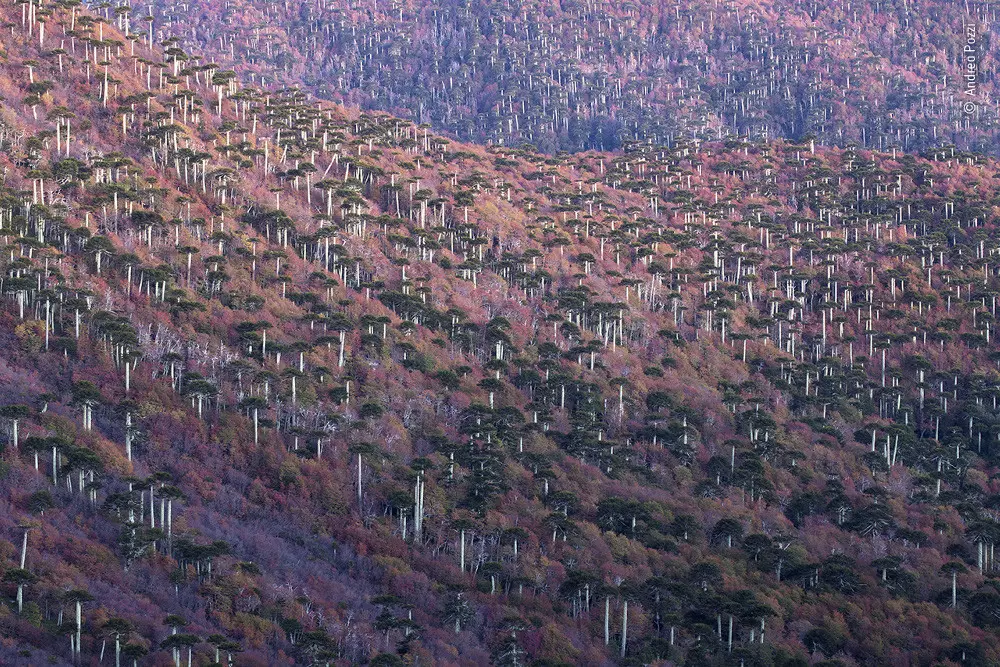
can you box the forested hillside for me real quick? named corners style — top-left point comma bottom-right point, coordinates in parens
top-left (1, 1), bottom-right (1000, 666)
top-left (145, 0), bottom-right (999, 153)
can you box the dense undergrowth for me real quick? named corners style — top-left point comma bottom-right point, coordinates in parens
top-left (0, 1), bottom-right (998, 666)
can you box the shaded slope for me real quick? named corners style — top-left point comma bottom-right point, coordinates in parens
top-left (146, 0), bottom-right (998, 153)
top-left (0, 2), bottom-right (997, 666)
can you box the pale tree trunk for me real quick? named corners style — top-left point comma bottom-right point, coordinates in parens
top-left (459, 529), bottom-right (466, 572)
top-left (604, 596), bottom-right (610, 645)
top-left (357, 453), bottom-right (363, 506)
top-left (620, 600), bottom-right (628, 658)
top-left (76, 601), bottom-right (82, 659)
top-left (125, 412), bottom-right (132, 460)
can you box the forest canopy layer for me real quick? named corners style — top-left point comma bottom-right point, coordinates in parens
top-left (0, 1), bottom-right (996, 666)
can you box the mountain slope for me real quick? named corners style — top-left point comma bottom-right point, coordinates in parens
top-left (146, 0), bottom-right (998, 153)
top-left (0, 2), bottom-right (997, 667)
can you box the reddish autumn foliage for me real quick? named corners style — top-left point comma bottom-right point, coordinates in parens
top-left (0, 2), bottom-right (997, 667)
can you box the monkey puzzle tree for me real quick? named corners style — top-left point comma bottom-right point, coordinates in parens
top-left (72, 381), bottom-right (103, 432)
top-left (102, 617), bottom-right (133, 667)
top-left (0, 404), bottom-right (30, 451)
top-left (442, 590), bottom-right (474, 634)
top-left (3, 567), bottom-right (36, 614)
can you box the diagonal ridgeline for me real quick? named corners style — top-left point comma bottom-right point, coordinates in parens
top-left (0, 1), bottom-right (997, 665)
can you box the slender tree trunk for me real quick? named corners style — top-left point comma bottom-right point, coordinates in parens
top-left (620, 600), bottom-right (628, 658)
top-left (125, 412), bottom-right (132, 461)
top-left (76, 601), bottom-right (82, 660)
top-left (357, 453), bottom-right (363, 506)
top-left (604, 596), bottom-right (610, 645)
top-left (460, 529), bottom-right (466, 572)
